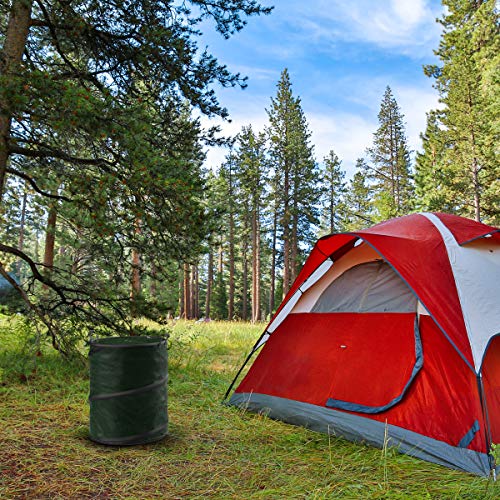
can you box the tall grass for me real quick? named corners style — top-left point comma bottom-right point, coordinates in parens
top-left (1, 315), bottom-right (498, 499)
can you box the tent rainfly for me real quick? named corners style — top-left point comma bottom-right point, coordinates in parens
top-left (226, 213), bottom-right (500, 477)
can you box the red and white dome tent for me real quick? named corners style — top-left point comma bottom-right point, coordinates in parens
top-left (225, 213), bottom-right (500, 476)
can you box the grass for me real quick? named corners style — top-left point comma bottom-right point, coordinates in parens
top-left (1, 315), bottom-right (499, 499)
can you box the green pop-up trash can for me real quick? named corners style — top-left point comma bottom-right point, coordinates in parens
top-left (88, 336), bottom-right (168, 445)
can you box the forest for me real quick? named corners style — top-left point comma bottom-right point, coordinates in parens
top-left (0, 0), bottom-right (498, 351)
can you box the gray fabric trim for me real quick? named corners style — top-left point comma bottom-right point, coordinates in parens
top-left (326, 316), bottom-right (423, 414)
top-left (458, 420), bottom-right (480, 448)
top-left (229, 392), bottom-right (492, 477)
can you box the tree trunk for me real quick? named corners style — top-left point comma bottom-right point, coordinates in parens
top-left (242, 237), bottom-right (248, 321)
top-left (42, 204), bottom-right (57, 289)
top-left (150, 261), bottom-right (157, 299)
top-left (251, 208), bottom-right (261, 322)
top-left (191, 263), bottom-right (199, 319)
top-left (0, 0), bottom-right (33, 201)
top-left (282, 166), bottom-right (291, 297)
top-left (228, 205), bottom-right (235, 320)
top-left (205, 249), bottom-right (213, 319)
top-left (130, 218), bottom-right (141, 314)
top-left (183, 262), bottom-right (191, 319)
top-left (290, 189), bottom-right (299, 284)
top-left (269, 208), bottom-right (277, 315)
top-left (16, 183), bottom-right (27, 275)
top-left (179, 269), bottom-right (184, 318)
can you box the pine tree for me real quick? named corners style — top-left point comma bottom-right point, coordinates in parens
top-left (0, 0), bottom-right (272, 347)
top-left (366, 86), bottom-right (413, 220)
top-left (422, 0), bottom-right (499, 222)
top-left (233, 125), bottom-right (267, 322)
top-left (415, 111), bottom-right (455, 212)
top-left (344, 158), bottom-right (374, 230)
top-left (320, 150), bottom-right (347, 235)
top-left (267, 69), bottom-right (319, 296)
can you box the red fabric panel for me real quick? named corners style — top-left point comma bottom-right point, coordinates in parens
top-left (481, 336), bottom-right (500, 443)
top-left (356, 215), bottom-right (473, 366)
top-left (240, 313), bottom-right (416, 408)
top-left (435, 212), bottom-right (499, 245)
top-left (236, 313), bottom-right (486, 451)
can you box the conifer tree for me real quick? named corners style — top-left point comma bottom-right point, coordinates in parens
top-left (267, 69), bottom-right (319, 296)
top-left (415, 111), bottom-right (454, 212)
top-left (366, 86), bottom-right (413, 220)
top-left (320, 150), bottom-right (346, 235)
top-left (233, 125), bottom-right (267, 322)
top-left (344, 158), bottom-right (374, 230)
top-left (422, 0), bottom-right (499, 222)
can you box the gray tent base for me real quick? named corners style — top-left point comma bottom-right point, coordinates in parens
top-left (229, 392), bottom-right (495, 477)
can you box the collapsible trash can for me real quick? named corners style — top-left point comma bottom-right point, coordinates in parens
top-left (89, 336), bottom-right (168, 445)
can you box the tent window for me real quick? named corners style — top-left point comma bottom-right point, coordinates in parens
top-left (311, 261), bottom-right (417, 313)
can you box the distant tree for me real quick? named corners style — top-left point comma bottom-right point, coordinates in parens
top-left (267, 69), bottom-right (319, 296)
top-left (366, 86), bottom-right (413, 220)
top-left (344, 158), bottom-right (374, 230)
top-left (233, 125), bottom-right (267, 322)
top-left (320, 150), bottom-right (347, 235)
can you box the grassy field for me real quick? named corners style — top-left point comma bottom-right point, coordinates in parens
top-left (1, 316), bottom-right (498, 499)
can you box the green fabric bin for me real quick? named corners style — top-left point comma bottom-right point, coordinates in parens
top-left (88, 336), bottom-right (168, 445)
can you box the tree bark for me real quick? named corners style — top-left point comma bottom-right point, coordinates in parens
top-left (269, 207), bottom-right (277, 315)
top-left (183, 262), bottom-right (191, 319)
top-left (178, 269), bottom-right (184, 318)
top-left (251, 207), bottom-right (261, 322)
top-left (205, 249), bottom-right (213, 319)
top-left (228, 190), bottom-right (235, 320)
top-left (0, 0), bottom-right (33, 201)
top-left (282, 165), bottom-right (291, 297)
top-left (16, 182), bottom-right (28, 275)
top-left (130, 217), bottom-right (141, 315)
top-left (42, 204), bottom-right (57, 289)
top-left (290, 183), bottom-right (298, 284)
top-left (191, 263), bottom-right (199, 318)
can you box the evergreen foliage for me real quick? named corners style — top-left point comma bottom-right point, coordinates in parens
top-left (365, 86), bottom-right (414, 221)
top-left (419, 0), bottom-right (499, 223)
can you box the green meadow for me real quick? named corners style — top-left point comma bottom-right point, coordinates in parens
top-left (1, 316), bottom-right (498, 499)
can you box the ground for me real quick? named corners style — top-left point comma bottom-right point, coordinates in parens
top-left (0, 317), bottom-right (498, 499)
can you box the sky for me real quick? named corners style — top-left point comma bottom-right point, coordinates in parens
top-left (199, 0), bottom-right (445, 177)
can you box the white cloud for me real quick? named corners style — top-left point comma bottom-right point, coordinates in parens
top-left (307, 112), bottom-right (376, 177)
top-left (280, 0), bottom-right (443, 58)
top-left (396, 85), bottom-right (441, 154)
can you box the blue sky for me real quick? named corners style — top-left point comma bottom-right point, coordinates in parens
top-left (199, 0), bottom-right (445, 177)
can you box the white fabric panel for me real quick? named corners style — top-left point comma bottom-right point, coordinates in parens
top-left (292, 243), bottom-right (381, 313)
top-left (423, 213), bottom-right (500, 371)
top-left (299, 259), bottom-right (333, 292)
top-left (267, 289), bottom-right (302, 333)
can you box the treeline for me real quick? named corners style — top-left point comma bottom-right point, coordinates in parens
top-left (0, 1), bottom-right (497, 345)
top-left (181, 0), bottom-right (499, 321)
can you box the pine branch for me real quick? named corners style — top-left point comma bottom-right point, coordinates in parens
top-left (5, 167), bottom-right (72, 202)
